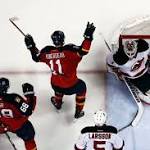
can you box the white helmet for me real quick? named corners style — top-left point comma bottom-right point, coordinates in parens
top-left (94, 110), bottom-right (107, 126)
top-left (124, 40), bottom-right (137, 59)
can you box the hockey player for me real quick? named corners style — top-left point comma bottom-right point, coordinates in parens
top-left (0, 78), bottom-right (37, 150)
top-left (24, 22), bottom-right (96, 119)
top-left (74, 110), bottom-right (124, 150)
top-left (107, 36), bottom-right (150, 104)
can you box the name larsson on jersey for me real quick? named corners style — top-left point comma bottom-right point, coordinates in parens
top-left (46, 52), bottom-right (65, 59)
top-left (89, 133), bottom-right (111, 139)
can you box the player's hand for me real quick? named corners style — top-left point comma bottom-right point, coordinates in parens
top-left (83, 22), bottom-right (96, 40)
top-left (0, 124), bottom-right (8, 134)
top-left (22, 83), bottom-right (34, 96)
top-left (24, 34), bottom-right (36, 50)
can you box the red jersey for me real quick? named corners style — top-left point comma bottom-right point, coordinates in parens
top-left (0, 94), bottom-right (36, 132)
top-left (36, 39), bottom-right (92, 88)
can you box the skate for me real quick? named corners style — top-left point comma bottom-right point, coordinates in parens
top-left (51, 96), bottom-right (63, 110)
top-left (74, 110), bottom-right (85, 119)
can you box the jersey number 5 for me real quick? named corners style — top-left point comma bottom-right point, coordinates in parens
top-left (49, 59), bottom-right (63, 75)
top-left (94, 141), bottom-right (106, 150)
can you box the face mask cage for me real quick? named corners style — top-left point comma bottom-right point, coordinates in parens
top-left (124, 40), bottom-right (137, 58)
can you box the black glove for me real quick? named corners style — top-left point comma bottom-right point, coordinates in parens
top-left (83, 22), bottom-right (96, 40)
top-left (22, 83), bottom-right (34, 96)
top-left (118, 35), bottom-right (124, 52)
top-left (24, 34), bottom-right (36, 49)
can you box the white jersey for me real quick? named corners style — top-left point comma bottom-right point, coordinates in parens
top-left (107, 49), bottom-right (150, 78)
top-left (75, 125), bottom-right (124, 150)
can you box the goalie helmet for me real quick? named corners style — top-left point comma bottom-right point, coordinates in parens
top-left (51, 30), bottom-right (65, 47)
top-left (0, 77), bottom-right (9, 95)
top-left (94, 110), bottom-right (107, 126)
top-left (124, 40), bottom-right (137, 59)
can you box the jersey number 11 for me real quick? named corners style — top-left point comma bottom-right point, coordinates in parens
top-left (49, 59), bottom-right (63, 75)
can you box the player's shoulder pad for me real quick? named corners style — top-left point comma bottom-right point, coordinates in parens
top-left (63, 44), bottom-right (80, 52)
top-left (136, 39), bottom-right (149, 52)
top-left (81, 125), bottom-right (117, 134)
top-left (40, 46), bottom-right (56, 53)
top-left (104, 125), bottom-right (118, 133)
top-left (4, 93), bottom-right (24, 104)
top-left (81, 126), bottom-right (94, 134)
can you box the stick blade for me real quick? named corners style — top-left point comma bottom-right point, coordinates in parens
top-left (9, 16), bottom-right (19, 22)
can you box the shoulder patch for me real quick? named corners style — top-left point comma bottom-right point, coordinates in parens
top-left (4, 93), bottom-right (23, 104)
top-left (15, 96), bottom-right (21, 103)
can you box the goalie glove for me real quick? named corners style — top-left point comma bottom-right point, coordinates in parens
top-left (22, 83), bottom-right (34, 96)
top-left (83, 22), bottom-right (96, 40)
top-left (24, 34), bottom-right (36, 50)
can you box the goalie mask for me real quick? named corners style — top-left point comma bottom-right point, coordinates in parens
top-left (124, 40), bottom-right (137, 59)
top-left (0, 77), bottom-right (9, 95)
top-left (51, 30), bottom-right (65, 47)
top-left (94, 110), bottom-right (107, 126)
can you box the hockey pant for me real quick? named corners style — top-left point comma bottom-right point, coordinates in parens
top-left (15, 121), bottom-right (37, 150)
top-left (52, 79), bottom-right (87, 112)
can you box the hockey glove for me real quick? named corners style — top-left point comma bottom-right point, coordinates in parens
top-left (24, 34), bottom-right (36, 50)
top-left (83, 22), bottom-right (96, 40)
top-left (118, 35), bottom-right (124, 52)
top-left (22, 83), bottom-right (34, 96)
top-left (0, 124), bottom-right (8, 134)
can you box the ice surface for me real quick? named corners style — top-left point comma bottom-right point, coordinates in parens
top-left (106, 73), bottom-right (150, 150)
top-left (0, 73), bottom-right (105, 150)
top-left (1, 0), bottom-right (150, 149)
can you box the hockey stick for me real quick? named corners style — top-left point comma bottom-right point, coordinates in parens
top-left (0, 122), bottom-right (17, 150)
top-left (5, 132), bottom-right (18, 150)
top-left (9, 17), bottom-right (40, 54)
top-left (118, 77), bottom-right (144, 132)
top-left (99, 33), bottom-right (111, 52)
top-left (9, 17), bottom-right (26, 36)
top-left (100, 33), bottom-right (144, 130)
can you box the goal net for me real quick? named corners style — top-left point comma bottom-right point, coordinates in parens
top-left (110, 15), bottom-right (150, 52)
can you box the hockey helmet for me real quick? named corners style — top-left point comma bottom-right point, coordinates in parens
top-left (94, 110), bottom-right (107, 126)
top-left (51, 30), bottom-right (65, 47)
top-left (124, 40), bottom-right (137, 59)
top-left (0, 77), bottom-right (9, 95)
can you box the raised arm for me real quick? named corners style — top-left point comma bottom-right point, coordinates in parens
top-left (24, 34), bottom-right (40, 62)
top-left (78, 22), bottom-right (96, 56)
